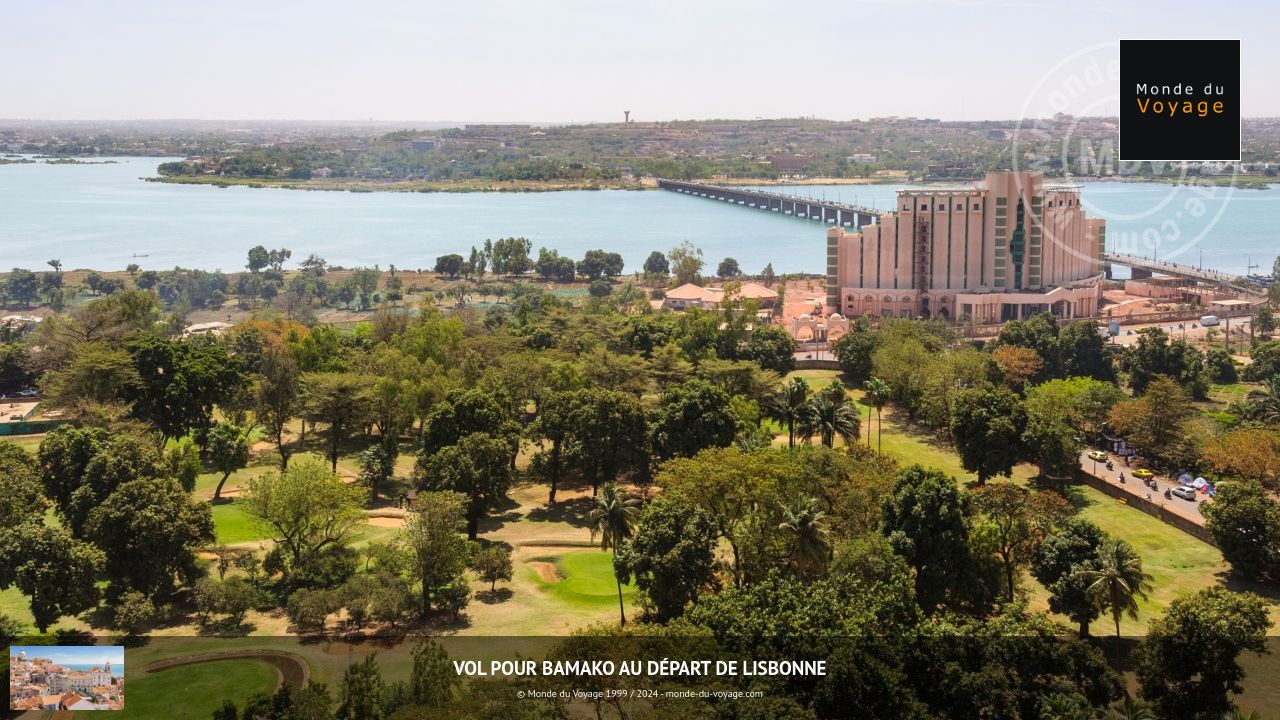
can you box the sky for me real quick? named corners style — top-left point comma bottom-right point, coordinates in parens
top-left (11, 646), bottom-right (126, 668)
top-left (2, 0), bottom-right (1277, 122)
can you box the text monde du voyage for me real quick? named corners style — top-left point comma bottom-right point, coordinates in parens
top-left (453, 659), bottom-right (827, 678)
top-left (1134, 83), bottom-right (1228, 118)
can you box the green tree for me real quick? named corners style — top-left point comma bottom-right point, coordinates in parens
top-left (652, 379), bottom-right (737, 460)
top-left (218, 576), bottom-right (256, 624)
top-left (0, 524), bottom-right (104, 632)
top-left (950, 384), bottom-right (1026, 484)
top-left (766, 376), bottom-right (812, 448)
top-left (717, 257), bottom-right (742, 278)
top-left (642, 250), bottom-right (669, 279)
top-left (410, 639), bottom-right (457, 708)
top-left (880, 465), bottom-right (979, 613)
top-left (566, 388), bottom-right (650, 495)
top-left (614, 495), bottom-right (717, 622)
top-left (667, 241), bottom-right (705, 286)
top-left (587, 482), bottom-right (640, 625)
top-left (403, 491), bottom-right (470, 614)
top-left (1082, 538), bottom-right (1153, 662)
top-left (434, 254), bottom-right (465, 278)
top-left (255, 340), bottom-right (300, 469)
top-left (777, 495), bottom-right (831, 581)
top-left (358, 443), bottom-right (396, 507)
top-left (112, 590), bottom-right (155, 638)
top-left (5, 268), bottom-right (39, 307)
top-left (833, 328), bottom-right (879, 384)
top-left (800, 392), bottom-right (860, 448)
top-left (206, 422), bottom-right (251, 500)
top-left (864, 376), bottom-right (891, 452)
top-left (243, 459), bottom-right (367, 574)
top-left (577, 249), bottom-right (624, 280)
top-left (1243, 375), bottom-right (1280, 425)
top-left (337, 653), bottom-right (385, 720)
top-left (742, 324), bottom-right (797, 373)
top-left (470, 545), bottom-right (514, 592)
top-left (38, 428), bottom-right (168, 536)
top-left (85, 477), bottom-right (215, 599)
top-left (1136, 588), bottom-right (1272, 720)
top-left (0, 442), bottom-right (48, 528)
top-left (974, 483), bottom-right (1068, 602)
top-left (1120, 327), bottom-right (1208, 398)
top-left (418, 432), bottom-right (513, 539)
top-left (1030, 518), bottom-right (1107, 637)
top-left (300, 372), bottom-right (373, 471)
top-left (530, 390), bottom-right (577, 504)
top-left (40, 343), bottom-right (141, 408)
top-left (1106, 375), bottom-right (1194, 467)
top-left (1201, 480), bottom-right (1280, 582)
top-left (1058, 319), bottom-right (1115, 381)
top-left (125, 335), bottom-right (247, 446)
top-left (420, 388), bottom-right (517, 458)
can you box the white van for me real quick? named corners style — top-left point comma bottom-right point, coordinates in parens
top-left (1200, 315), bottom-right (1220, 327)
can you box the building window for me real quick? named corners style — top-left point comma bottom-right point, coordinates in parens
top-left (903, 202), bottom-right (910, 210)
top-left (973, 202), bottom-right (981, 210)
top-left (920, 204), bottom-right (928, 211)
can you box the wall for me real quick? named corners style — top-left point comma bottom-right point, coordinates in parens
top-left (1076, 471), bottom-right (1218, 547)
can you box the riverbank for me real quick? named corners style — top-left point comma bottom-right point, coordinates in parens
top-left (146, 175), bottom-right (651, 193)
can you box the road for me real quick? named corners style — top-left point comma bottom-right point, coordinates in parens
top-left (1078, 450), bottom-right (1209, 528)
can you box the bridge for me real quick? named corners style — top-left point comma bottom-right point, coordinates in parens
top-left (657, 179), bottom-right (882, 229)
top-left (1104, 252), bottom-right (1244, 286)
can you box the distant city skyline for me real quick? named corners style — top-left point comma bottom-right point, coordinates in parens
top-left (3, 0), bottom-right (1276, 122)
top-left (10, 646), bottom-right (125, 668)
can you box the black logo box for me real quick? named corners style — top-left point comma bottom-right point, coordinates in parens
top-left (1119, 39), bottom-right (1240, 162)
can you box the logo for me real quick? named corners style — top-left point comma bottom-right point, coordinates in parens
top-left (1120, 39), bottom-right (1241, 161)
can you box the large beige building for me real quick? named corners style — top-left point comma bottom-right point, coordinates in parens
top-left (827, 171), bottom-right (1105, 323)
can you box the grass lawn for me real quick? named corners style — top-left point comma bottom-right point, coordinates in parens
top-left (2, 433), bottom-right (45, 453)
top-left (781, 370), bottom-right (1280, 634)
top-left (121, 659), bottom-right (278, 719)
top-left (211, 501), bottom-right (272, 546)
top-left (528, 550), bottom-right (637, 608)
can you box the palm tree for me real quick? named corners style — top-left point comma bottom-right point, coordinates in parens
top-left (1244, 375), bottom-right (1280, 424)
top-left (777, 495), bottom-right (831, 581)
top-left (864, 377), bottom-right (891, 453)
top-left (1082, 538), bottom-right (1153, 666)
top-left (1115, 696), bottom-right (1155, 720)
top-left (767, 376), bottom-right (812, 448)
top-left (799, 395), bottom-right (860, 448)
top-left (587, 483), bottom-right (640, 626)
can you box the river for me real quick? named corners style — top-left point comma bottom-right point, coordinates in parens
top-left (1, 157), bottom-right (1275, 277)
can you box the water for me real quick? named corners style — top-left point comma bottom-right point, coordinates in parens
top-left (1, 157), bottom-right (1276, 276)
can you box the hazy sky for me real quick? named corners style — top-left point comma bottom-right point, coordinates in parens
top-left (3, 0), bottom-right (1275, 122)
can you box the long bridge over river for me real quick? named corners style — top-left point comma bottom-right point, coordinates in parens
top-left (659, 179), bottom-right (1253, 293)
top-left (657, 179), bottom-right (882, 229)
top-left (1103, 252), bottom-right (1245, 286)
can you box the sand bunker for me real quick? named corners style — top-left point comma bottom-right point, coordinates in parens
top-left (527, 561), bottom-right (562, 583)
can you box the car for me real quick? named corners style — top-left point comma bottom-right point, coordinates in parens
top-left (1132, 469), bottom-right (1155, 479)
top-left (1172, 486), bottom-right (1198, 501)
top-left (1087, 450), bottom-right (1108, 462)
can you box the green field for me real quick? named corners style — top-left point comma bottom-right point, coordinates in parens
top-left (211, 501), bottom-right (272, 546)
top-left (528, 550), bottom-right (637, 608)
top-left (783, 369), bottom-right (1280, 635)
top-left (120, 659), bottom-right (278, 719)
